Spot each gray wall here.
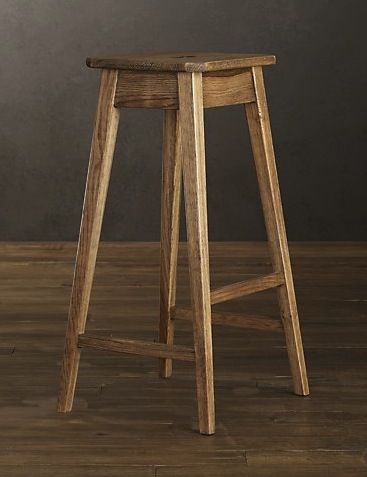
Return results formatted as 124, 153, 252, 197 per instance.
1, 0, 366, 241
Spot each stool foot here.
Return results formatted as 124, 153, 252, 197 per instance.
179, 72, 215, 435
159, 110, 182, 378
58, 70, 120, 412
245, 66, 309, 396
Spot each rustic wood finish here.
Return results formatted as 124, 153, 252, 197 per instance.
114, 70, 178, 109
202, 68, 255, 108
178, 72, 215, 435
1, 242, 367, 476
57, 69, 120, 413
87, 52, 276, 72
114, 68, 255, 109
210, 271, 284, 305
174, 308, 283, 332
159, 110, 182, 377
78, 334, 195, 361
245, 66, 309, 396
58, 53, 309, 435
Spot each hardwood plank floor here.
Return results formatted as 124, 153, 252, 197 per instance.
0, 242, 366, 476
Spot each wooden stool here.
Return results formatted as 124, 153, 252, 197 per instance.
58, 52, 309, 435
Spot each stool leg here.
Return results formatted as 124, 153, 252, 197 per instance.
159, 110, 182, 378
178, 72, 215, 435
245, 66, 309, 396
58, 69, 120, 412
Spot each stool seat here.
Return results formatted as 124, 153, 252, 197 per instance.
86, 51, 276, 72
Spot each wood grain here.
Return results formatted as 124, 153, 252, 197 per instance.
87, 52, 276, 72
245, 66, 309, 396
202, 68, 255, 107
174, 308, 283, 332
210, 272, 284, 305
159, 110, 182, 377
114, 70, 178, 109
114, 68, 255, 109
179, 72, 215, 435
57, 69, 120, 412
78, 334, 195, 361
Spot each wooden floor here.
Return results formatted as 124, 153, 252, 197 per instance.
1, 242, 367, 476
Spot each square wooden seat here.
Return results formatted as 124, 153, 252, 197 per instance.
86, 51, 276, 72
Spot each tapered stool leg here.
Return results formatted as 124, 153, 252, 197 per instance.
58, 69, 120, 412
245, 66, 309, 396
159, 110, 182, 378
178, 72, 215, 435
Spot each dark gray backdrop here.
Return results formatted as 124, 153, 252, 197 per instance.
1, 0, 366, 240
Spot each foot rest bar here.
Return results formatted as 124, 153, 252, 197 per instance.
174, 308, 282, 332
78, 334, 195, 361
210, 272, 284, 305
